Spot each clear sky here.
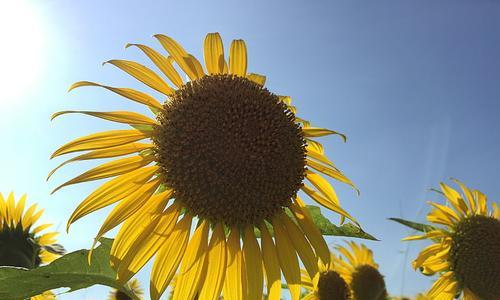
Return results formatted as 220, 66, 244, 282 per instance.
1, 0, 499, 299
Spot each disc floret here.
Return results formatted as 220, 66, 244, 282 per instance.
153, 74, 306, 226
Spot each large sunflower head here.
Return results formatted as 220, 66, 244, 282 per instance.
0, 192, 64, 269
404, 180, 500, 300
50, 32, 358, 300
108, 279, 143, 300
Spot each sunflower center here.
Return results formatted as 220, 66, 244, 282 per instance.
153, 75, 306, 226
450, 215, 500, 299
317, 270, 351, 300
114, 290, 132, 300
0, 225, 41, 269
350, 265, 387, 300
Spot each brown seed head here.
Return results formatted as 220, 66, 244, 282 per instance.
153, 75, 306, 226
450, 215, 500, 299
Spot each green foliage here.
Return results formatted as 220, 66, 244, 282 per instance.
306, 205, 378, 240
255, 205, 377, 240
388, 217, 437, 233
0, 238, 139, 300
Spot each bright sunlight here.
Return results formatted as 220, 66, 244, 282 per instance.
0, 0, 44, 106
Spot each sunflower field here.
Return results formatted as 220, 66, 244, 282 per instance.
0, 1, 499, 299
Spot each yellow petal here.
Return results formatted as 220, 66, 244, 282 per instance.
68, 81, 163, 109
279, 213, 318, 278
440, 183, 468, 216
117, 203, 180, 283
94, 179, 163, 241
243, 226, 263, 300
126, 43, 184, 88
13, 194, 27, 226
51, 110, 155, 125
204, 33, 226, 75
51, 130, 149, 158
229, 39, 247, 76
272, 217, 301, 300
47, 143, 153, 180
199, 223, 227, 300
149, 213, 192, 300
154, 34, 201, 80
474, 190, 488, 215
110, 191, 171, 267
306, 143, 335, 167
246, 73, 266, 86
52, 155, 154, 193
104, 59, 174, 95
67, 166, 158, 229
301, 184, 357, 225
306, 159, 358, 193
172, 220, 210, 300
260, 223, 281, 300
289, 198, 330, 265
223, 227, 246, 300
452, 179, 476, 214
302, 127, 347, 141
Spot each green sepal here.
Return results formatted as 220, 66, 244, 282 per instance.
306, 205, 378, 240
0, 238, 140, 300
388, 217, 437, 233
254, 205, 378, 241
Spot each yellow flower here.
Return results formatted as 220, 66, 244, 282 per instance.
404, 180, 500, 300
50, 32, 357, 300
301, 253, 351, 300
0, 192, 64, 300
108, 279, 143, 300
301, 242, 386, 300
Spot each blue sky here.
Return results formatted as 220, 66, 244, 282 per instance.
1, 0, 500, 299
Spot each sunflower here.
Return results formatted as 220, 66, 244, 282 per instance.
108, 279, 143, 300
333, 242, 387, 300
0, 192, 65, 300
50, 32, 358, 300
301, 253, 351, 300
404, 180, 500, 300
301, 242, 387, 300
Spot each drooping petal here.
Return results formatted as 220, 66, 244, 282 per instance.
260, 223, 282, 300
289, 198, 330, 265
68, 81, 163, 110
126, 43, 184, 88
51, 130, 150, 158
104, 59, 174, 95
52, 155, 155, 193
172, 220, 210, 300
67, 166, 159, 229
243, 226, 263, 300
223, 227, 246, 300
47, 143, 153, 180
199, 223, 227, 300
272, 217, 301, 300
279, 213, 318, 278
51, 110, 156, 125
154, 34, 201, 80
150, 213, 193, 300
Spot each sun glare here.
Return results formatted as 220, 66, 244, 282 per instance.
0, 0, 44, 106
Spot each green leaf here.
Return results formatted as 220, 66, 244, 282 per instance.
254, 205, 378, 241
0, 238, 139, 300
388, 217, 437, 233
306, 205, 378, 240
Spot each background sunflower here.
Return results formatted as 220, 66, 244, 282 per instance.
0, 192, 65, 299
404, 180, 500, 299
